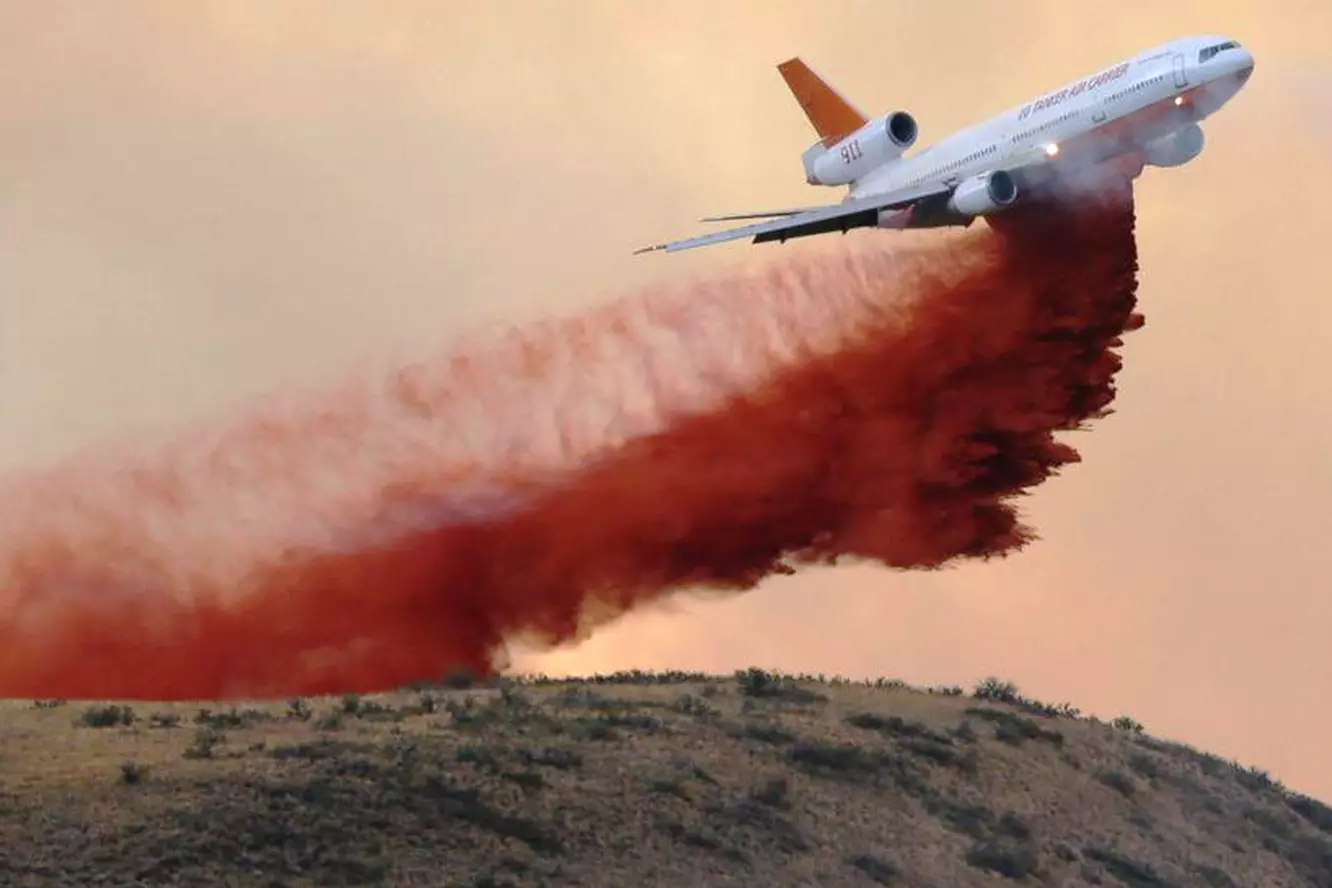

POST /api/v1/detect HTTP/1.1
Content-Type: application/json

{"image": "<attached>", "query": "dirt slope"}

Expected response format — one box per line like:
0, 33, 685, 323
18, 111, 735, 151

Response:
0, 671, 1328, 887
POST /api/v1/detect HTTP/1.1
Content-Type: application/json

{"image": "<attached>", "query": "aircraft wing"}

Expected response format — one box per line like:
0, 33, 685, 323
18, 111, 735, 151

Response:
699, 206, 824, 222
634, 181, 952, 255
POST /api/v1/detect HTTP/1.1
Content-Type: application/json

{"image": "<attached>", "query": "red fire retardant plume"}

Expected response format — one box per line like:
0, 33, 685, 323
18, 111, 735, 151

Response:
0, 179, 1142, 700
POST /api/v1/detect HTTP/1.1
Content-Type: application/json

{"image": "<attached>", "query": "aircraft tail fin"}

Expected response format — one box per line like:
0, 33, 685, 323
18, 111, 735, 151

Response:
777, 57, 868, 147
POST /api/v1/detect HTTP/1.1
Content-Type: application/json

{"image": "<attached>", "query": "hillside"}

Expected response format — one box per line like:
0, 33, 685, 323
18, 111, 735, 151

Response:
0, 671, 1328, 887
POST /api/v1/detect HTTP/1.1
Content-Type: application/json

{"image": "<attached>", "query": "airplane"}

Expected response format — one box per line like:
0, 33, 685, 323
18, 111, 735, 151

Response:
635, 35, 1254, 254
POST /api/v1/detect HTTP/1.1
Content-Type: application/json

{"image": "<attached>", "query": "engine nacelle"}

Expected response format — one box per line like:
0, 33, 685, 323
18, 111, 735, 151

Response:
1143, 123, 1205, 168
946, 169, 1019, 217
802, 110, 919, 186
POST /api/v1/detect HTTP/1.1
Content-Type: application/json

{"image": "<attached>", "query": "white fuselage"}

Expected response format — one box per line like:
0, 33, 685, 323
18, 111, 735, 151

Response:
635, 35, 1256, 254
847, 35, 1254, 204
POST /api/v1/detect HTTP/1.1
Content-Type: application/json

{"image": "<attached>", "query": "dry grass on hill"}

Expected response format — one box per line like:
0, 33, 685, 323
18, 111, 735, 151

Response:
1, 670, 1329, 887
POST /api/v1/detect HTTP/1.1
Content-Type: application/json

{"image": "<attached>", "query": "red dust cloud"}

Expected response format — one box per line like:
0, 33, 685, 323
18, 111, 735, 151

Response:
0, 181, 1142, 700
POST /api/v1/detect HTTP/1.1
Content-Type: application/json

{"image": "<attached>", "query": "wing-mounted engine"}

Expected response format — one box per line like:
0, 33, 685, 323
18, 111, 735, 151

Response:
946, 169, 1019, 217
1143, 123, 1204, 168
802, 111, 919, 186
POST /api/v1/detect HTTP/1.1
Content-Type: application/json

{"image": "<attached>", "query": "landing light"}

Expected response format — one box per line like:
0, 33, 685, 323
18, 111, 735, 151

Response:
1174, 96, 1184, 106
1044, 142, 1059, 157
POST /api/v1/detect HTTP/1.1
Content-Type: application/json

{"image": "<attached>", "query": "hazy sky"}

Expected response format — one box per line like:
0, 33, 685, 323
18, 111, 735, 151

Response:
2, 2, 1329, 800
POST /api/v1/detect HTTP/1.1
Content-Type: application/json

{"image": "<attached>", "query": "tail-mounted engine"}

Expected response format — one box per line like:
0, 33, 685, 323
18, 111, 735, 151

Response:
802, 111, 919, 187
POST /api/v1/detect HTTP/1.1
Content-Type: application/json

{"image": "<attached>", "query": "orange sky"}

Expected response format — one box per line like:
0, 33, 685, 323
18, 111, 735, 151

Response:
1, 2, 1328, 800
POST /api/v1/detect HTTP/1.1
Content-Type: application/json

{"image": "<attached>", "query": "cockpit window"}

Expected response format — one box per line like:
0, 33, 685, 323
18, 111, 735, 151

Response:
1198, 40, 1241, 63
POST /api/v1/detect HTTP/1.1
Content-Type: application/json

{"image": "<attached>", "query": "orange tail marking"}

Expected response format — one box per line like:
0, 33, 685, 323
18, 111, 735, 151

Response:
777, 58, 868, 147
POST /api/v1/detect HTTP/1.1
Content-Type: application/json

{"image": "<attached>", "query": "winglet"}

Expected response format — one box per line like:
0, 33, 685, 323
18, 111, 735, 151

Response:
776, 57, 868, 147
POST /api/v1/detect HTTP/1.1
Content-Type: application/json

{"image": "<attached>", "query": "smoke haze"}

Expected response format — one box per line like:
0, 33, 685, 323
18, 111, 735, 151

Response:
0, 2, 1328, 799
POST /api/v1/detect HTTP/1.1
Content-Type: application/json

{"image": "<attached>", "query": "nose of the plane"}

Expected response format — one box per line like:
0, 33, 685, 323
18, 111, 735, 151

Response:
1236, 47, 1255, 81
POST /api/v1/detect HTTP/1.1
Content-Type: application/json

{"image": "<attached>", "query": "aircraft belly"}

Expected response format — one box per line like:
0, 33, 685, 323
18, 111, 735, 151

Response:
1046, 93, 1199, 180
